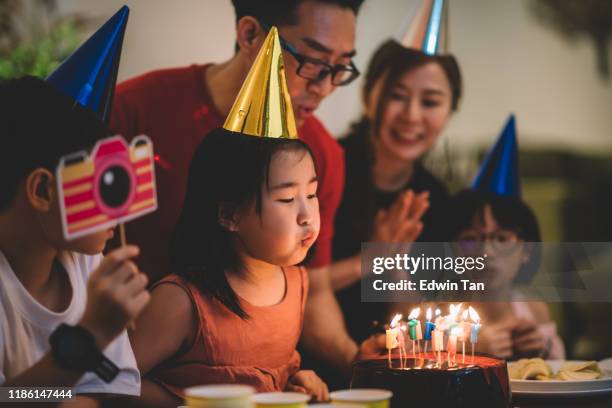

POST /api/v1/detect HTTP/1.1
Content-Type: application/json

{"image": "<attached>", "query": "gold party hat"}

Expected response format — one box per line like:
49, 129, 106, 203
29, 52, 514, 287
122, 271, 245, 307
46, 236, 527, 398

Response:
223, 26, 298, 139
396, 0, 448, 55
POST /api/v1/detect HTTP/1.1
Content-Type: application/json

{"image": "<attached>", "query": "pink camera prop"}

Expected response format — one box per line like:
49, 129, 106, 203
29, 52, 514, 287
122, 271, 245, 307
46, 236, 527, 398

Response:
57, 135, 157, 240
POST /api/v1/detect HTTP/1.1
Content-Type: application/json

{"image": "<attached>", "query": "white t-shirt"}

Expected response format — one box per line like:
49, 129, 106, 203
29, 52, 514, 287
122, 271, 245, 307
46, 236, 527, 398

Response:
0, 250, 140, 396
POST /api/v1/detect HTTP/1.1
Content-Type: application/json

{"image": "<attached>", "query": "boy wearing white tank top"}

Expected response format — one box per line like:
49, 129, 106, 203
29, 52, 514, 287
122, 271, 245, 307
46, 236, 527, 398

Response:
0, 77, 150, 406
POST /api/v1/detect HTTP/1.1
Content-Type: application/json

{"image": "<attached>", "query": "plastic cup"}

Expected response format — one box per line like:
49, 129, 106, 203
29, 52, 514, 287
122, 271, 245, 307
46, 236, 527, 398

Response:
184, 384, 255, 408
252, 392, 310, 408
329, 389, 393, 408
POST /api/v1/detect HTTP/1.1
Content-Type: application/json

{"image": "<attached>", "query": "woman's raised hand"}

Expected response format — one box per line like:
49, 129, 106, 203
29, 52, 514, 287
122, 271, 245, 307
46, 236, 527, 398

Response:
372, 190, 430, 243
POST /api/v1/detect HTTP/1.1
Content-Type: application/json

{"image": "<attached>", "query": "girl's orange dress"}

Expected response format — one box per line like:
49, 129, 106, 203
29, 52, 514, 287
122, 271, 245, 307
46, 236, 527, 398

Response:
148, 266, 308, 398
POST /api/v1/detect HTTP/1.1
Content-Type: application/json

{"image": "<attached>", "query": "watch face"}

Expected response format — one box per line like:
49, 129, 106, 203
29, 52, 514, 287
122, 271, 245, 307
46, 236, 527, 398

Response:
51, 325, 118, 382
52, 326, 96, 369
57, 335, 90, 362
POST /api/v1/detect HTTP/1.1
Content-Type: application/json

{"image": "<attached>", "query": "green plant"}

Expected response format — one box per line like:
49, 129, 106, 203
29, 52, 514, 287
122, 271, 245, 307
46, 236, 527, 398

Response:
0, 0, 84, 79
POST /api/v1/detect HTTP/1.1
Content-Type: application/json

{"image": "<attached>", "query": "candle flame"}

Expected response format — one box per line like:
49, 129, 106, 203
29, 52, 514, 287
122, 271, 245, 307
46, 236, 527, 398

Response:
408, 307, 421, 320
426, 307, 432, 321
462, 310, 468, 321
447, 303, 463, 323
435, 308, 441, 317
390, 313, 402, 328
455, 303, 463, 315
468, 306, 480, 323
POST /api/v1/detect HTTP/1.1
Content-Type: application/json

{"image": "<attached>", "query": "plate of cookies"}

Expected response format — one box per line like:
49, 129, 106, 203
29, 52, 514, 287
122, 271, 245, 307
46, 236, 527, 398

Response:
508, 358, 612, 396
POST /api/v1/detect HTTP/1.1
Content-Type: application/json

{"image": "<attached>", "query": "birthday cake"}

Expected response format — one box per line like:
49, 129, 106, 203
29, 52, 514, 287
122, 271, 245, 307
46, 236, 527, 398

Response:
351, 353, 510, 408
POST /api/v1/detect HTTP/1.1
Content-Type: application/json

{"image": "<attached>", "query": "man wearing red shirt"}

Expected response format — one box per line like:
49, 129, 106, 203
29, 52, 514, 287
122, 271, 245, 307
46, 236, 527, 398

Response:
111, 0, 365, 378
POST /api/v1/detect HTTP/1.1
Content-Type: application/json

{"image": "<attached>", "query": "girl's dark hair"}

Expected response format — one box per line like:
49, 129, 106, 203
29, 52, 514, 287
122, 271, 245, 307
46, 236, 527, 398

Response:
169, 128, 314, 319
449, 189, 542, 283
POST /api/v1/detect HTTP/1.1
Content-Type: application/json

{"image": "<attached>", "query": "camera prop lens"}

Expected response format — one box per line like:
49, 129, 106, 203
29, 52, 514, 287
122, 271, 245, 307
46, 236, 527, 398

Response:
99, 165, 131, 208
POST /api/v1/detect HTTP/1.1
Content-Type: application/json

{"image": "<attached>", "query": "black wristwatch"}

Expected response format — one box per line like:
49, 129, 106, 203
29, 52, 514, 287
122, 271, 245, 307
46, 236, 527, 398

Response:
49, 324, 119, 383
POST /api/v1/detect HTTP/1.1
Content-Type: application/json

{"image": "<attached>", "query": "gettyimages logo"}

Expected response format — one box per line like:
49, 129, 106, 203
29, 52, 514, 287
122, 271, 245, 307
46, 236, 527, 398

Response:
361, 242, 608, 303
372, 253, 488, 275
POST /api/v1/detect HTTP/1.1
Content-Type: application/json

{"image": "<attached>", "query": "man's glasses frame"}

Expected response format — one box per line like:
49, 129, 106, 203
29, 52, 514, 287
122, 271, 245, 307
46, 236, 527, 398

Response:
260, 22, 360, 86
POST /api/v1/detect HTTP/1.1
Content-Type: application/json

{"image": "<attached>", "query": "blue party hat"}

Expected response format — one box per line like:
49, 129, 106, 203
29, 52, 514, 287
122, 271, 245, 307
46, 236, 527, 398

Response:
396, 0, 447, 55
471, 115, 521, 198
47, 6, 129, 124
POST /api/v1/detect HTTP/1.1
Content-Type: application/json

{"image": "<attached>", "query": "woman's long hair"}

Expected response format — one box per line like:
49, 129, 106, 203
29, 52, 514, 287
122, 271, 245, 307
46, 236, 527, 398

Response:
339, 40, 463, 241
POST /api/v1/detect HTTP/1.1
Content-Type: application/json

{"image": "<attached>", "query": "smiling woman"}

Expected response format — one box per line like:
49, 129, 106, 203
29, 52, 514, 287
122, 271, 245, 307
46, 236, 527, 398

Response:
331, 39, 463, 346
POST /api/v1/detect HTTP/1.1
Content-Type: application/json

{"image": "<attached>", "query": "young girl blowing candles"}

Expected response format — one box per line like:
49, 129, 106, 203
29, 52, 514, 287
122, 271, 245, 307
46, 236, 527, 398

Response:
127, 28, 328, 407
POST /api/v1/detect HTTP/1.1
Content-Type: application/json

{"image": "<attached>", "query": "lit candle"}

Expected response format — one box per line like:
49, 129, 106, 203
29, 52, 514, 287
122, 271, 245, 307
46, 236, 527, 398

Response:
424, 308, 436, 340
459, 310, 471, 363
455, 303, 464, 315
468, 307, 481, 344
386, 326, 399, 350
447, 327, 460, 353
447, 327, 461, 366
386, 313, 402, 367
468, 306, 481, 362
399, 324, 407, 368
459, 311, 471, 340
434, 308, 443, 326
398, 323, 406, 346
407, 307, 421, 340
424, 307, 439, 354
386, 313, 402, 349
445, 304, 460, 334
436, 312, 449, 345
451, 303, 463, 322
432, 326, 444, 367
432, 329, 444, 351
407, 307, 421, 356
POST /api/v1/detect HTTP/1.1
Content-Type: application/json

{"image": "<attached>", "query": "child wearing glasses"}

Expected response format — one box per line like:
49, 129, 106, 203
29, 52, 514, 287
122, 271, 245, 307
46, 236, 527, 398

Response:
449, 189, 565, 360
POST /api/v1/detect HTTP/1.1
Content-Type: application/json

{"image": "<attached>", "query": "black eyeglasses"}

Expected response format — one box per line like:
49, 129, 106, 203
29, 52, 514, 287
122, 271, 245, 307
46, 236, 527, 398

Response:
260, 23, 360, 87
455, 231, 523, 256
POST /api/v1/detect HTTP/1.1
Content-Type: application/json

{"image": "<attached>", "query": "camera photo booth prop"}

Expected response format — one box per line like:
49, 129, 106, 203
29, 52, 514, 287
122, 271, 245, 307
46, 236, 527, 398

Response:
57, 135, 157, 240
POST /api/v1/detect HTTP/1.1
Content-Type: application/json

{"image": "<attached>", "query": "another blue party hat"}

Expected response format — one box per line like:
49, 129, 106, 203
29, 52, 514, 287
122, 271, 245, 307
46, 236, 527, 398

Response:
396, 0, 447, 55
471, 114, 521, 198
47, 6, 129, 124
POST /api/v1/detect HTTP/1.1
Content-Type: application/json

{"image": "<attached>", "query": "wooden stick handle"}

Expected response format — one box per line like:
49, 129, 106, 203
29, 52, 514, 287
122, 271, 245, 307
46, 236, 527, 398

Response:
119, 223, 136, 331
120, 223, 127, 247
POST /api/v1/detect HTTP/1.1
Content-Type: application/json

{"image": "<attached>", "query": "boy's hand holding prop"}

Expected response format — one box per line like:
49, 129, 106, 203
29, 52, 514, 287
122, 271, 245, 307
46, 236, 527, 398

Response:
80, 245, 149, 349
57, 135, 158, 330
